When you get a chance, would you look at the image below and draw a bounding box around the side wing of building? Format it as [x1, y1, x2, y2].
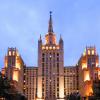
[64, 66, 79, 96]
[24, 66, 38, 100]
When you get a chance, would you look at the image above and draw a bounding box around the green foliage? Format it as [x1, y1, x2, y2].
[93, 80, 100, 97]
[68, 92, 81, 100]
[0, 72, 10, 97]
[0, 72, 27, 100]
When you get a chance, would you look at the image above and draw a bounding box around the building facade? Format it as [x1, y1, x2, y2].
[37, 12, 64, 100]
[64, 66, 78, 96]
[1, 13, 100, 100]
[78, 46, 100, 97]
[2, 48, 25, 93]
[24, 67, 38, 100]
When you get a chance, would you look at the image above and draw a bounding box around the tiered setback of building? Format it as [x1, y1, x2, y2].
[1, 13, 100, 100]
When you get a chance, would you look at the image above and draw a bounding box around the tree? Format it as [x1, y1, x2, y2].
[93, 79, 100, 97]
[69, 92, 81, 100]
[0, 72, 10, 98]
[0, 72, 27, 100]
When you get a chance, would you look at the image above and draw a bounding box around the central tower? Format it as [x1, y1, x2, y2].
[37, 12, 64, 100]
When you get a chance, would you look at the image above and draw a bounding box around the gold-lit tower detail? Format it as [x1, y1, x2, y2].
[37, 12, 64, 99]
[1, 12, 100, 100]
[78, 46, 100, 97]
[2, 48, 25, 93]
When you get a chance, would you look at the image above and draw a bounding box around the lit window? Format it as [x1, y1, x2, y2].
[13, 70, 18, 81]
[42, 46, 45, 50]
[57, 46, 59, 49]
[82, 63, 87, 69]
[9, 51, 11, 56]
[84, 70, 90, 81]
[46, 46, 48, 50]
[50, 55, 52, 58]
[49, 46, 52, 50]
[92, 50, 94, 55]
[88, 50, 90, 55]
[53, 46, 55, 50]
[13, 51, 15, 56]
[16, 62, 21, 69]
[96, 62, 99, 67]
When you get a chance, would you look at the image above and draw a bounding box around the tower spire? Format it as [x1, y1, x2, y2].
[40, 34, 41, 40]
[48, 11, 53, 33]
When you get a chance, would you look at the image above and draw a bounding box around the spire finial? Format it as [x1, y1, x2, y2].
[60, 34, 62, 38]
[48, 11, 53, 33]
[50, 11, 52, 16]
[39, 34, 42, 40]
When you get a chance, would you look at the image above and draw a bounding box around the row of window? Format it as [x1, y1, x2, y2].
[42, 46, 59, 50]
[42, 53, 59, 57]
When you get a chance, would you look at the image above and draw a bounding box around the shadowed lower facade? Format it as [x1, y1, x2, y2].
[1, 13, 100, 100]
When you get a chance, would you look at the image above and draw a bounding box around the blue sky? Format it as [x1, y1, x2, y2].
[0, 0, 100, 70]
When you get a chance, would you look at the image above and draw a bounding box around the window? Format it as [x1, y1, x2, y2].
[42, 53, 45, 57]
[42, 63, 44, 67]
[9, 51, 11, 56]
[53, 53, 55, 57]
[46, 46, 48, 50]
[57, 53, 59, 56]
[92, 50, 94, 55]
[13, 51, 15, 56]
[53, 46, 55, 50]
[57, 57, 59, 61]
[42, 58, 45, 62]
[88, 50, 90, 55]
[49, 46, 52, 50]
[42, 46, 45, 50]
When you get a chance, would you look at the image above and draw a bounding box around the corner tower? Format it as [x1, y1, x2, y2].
[37, 12, 64, 100]
[78, 46, 100, 97]
[2, 48, 25, 93]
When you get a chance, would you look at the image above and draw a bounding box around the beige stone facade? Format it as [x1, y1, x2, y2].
[64, 66, 78, 96]
[2, 48, 25, 93]
[37, 14, 64, 99]
[78, 46, 100, 97]
[1, 13, 100, 100]
[24, 67, 38, 100]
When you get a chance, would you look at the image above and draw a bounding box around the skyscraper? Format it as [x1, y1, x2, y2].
[37, 12, 64, 99]
[1, 13, 100, 100]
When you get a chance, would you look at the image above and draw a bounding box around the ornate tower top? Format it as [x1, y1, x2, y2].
[45, 12, 56, 44]
[48, 11, 53, 33]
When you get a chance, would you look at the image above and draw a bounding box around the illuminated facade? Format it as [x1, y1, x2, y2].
[24, 67, 38, 100]
[2, 48, 25, 93]
[78, 46, 100, 97]
[1, 13, 100, 100]
[37, 12, 64, 100]
[64, 66, 78, 96]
